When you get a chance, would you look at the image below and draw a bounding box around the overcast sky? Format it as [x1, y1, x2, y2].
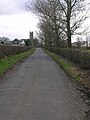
[0, 0, 39, 40]
[0, 0, 90, 41]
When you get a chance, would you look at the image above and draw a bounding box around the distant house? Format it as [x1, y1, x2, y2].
[72, 41, 88, 48]
[19, 39, 25, 46]
[72, 42, 78, 47]
[12, 39, 20, 45]
[0, 37, 11, 45]
[12, 39, 26, 46]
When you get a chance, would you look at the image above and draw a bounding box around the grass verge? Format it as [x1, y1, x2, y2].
[0, 48, 35, 75]
[44, 49, 81, 81]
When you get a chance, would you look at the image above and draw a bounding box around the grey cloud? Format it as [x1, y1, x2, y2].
[0, 0, 30, 15]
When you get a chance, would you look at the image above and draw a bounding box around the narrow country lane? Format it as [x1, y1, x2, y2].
[0, 48, 88, 120]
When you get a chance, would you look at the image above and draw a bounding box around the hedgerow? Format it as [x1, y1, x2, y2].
[45, 47, 90, 69]
[0, 45, 33, 58]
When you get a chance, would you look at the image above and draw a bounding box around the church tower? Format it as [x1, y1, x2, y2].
[29, 31, 34, 45]
[30, 32, 33, 40]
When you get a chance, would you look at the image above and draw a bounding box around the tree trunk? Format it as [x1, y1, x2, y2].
[67, 0, 72, 48]
[56, 33, 59, 47]
[67, 33, 72, 48]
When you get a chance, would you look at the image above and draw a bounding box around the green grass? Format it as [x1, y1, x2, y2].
[80, 49, 90, 53]
[44, 49, 81, 81]
[86, 50, 90, 52]
[0, 48, 35, 75]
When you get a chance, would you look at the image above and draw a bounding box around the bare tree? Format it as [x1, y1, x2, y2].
[38, 18, 55, 47]
[57, 0, 90, 47]
[26, 0, 90, 48]
[26, 0, 64, 47]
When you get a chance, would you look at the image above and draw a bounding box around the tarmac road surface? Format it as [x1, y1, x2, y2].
[0, 48, 88, 120]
